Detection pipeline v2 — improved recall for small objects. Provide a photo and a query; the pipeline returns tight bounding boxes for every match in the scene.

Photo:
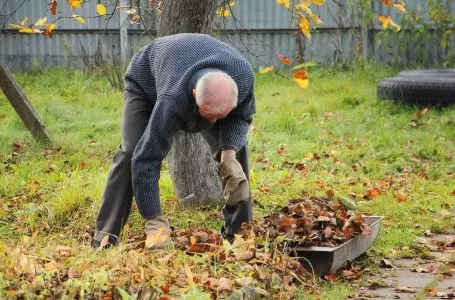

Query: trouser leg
[92,91,152,247]
[200,128,253,238]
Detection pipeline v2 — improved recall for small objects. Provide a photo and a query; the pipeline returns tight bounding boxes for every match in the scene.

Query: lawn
[0,64,454,299]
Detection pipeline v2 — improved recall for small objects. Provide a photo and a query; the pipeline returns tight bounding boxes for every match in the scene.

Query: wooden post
[0,63,52,145]
[119,0,129,66]
[361,9,369,58]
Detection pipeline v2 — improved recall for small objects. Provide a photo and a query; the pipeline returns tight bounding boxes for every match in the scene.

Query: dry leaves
[242,197,372,248]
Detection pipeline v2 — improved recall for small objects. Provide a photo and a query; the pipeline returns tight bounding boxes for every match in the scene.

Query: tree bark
[0,63,52,145]
[157,0,223,206]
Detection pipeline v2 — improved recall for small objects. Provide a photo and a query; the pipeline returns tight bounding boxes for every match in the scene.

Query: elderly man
[92,33,255,249]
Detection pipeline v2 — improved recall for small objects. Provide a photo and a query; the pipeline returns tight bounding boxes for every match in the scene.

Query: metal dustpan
[293,216,384,276]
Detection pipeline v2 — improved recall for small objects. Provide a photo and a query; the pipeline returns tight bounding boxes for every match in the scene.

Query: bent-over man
[92,33,256,249]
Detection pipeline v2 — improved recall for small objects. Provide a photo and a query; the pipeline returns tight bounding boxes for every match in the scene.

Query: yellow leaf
[313,0,325,5]
[300,0,312,6]
[67,0,83,9]
[43,23,56,38]
[259,66,273,74]
[228,1,236,7]
[295,78,309,89]
[298,16,311,39]
[390,19,401,32]
[72,15,86,24]
[20,17,28,27]
[34,17,47,27]
[216,8,230,17]
[378,15,391,29]
[184,264,194,285]
[293,70,309,89]
[311,14,322,24]
[393,4,406,13]
[97,4,107,16]
[295,4,312,15]
[276,0,290,9]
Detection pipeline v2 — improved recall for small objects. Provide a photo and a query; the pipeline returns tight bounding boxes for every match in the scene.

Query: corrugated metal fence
[0,0,453,70]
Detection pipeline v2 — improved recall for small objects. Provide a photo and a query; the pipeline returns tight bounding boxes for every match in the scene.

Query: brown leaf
[28,180,40,195]
[278,54,292,65]
[395,286,417,293]
[49,0,58,15]
[396,194,408,203]
[277,146,285,156]
[189,236,197,245]
[426,288,438,297]
[160,285,169,294]
[188,243,211,253]
[326,189,334,197]
[184,264,194,285]
[79,161,86,170]
[295,162,306,170]
[278,216,297,231]
[367,188,381,199]
[55,245,72,257]
[217,277,232,293]
[324,274,337,283]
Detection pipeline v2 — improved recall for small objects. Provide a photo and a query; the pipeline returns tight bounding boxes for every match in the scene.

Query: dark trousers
[93,91,252,246]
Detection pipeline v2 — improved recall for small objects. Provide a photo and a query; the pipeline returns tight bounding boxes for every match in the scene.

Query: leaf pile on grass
[243,197,372,248]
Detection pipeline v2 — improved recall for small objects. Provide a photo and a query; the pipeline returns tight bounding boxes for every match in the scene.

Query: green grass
[0,63,454,299]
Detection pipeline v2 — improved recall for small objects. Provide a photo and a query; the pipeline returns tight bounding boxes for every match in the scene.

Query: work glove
[218,157,250,206]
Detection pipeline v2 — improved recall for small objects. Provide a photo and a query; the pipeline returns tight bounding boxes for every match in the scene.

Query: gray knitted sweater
[124,33,256,219]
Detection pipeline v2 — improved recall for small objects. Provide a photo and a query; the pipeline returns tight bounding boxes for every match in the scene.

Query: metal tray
[293,216,384,276]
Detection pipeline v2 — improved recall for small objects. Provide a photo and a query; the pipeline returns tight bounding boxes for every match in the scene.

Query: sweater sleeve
[131,97,181,219]
[219,76,256,152]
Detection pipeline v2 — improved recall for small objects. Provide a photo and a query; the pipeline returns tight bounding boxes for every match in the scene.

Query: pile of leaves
[172,228,315,298]
[242,196,373,248]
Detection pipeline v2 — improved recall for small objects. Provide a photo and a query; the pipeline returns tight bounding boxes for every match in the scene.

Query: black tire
[397,69,455,78]
[377,74,455,106]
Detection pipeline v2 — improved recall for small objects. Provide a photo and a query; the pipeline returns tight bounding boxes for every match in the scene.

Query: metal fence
[0,0,453,70]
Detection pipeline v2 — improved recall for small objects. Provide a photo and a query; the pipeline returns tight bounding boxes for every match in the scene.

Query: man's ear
[192,89,196,98]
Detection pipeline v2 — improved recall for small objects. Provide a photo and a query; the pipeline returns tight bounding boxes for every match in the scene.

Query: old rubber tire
[377,70,455,105]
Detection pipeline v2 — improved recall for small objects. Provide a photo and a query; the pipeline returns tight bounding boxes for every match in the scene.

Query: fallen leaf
[367,188,381,199]
[395,286,417,293]
[326,189,334,197]
[217,277,232,293]
[184,264,194,285]
[28,180,40,195]
[55,245,72,257]
[277,146,285,156]
[378,258,397,269]
[396,194,408,203]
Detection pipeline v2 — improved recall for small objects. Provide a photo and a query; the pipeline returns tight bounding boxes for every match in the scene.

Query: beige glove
[219,156,250,206]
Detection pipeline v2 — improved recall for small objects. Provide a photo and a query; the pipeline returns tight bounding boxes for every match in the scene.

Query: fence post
[119,0,128,66]
[361,3,369,58]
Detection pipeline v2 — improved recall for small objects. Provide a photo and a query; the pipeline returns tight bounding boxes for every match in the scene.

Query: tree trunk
[157,0,223,206]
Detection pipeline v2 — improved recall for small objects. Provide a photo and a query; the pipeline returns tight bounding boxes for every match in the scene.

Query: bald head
[193,71,238,123]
